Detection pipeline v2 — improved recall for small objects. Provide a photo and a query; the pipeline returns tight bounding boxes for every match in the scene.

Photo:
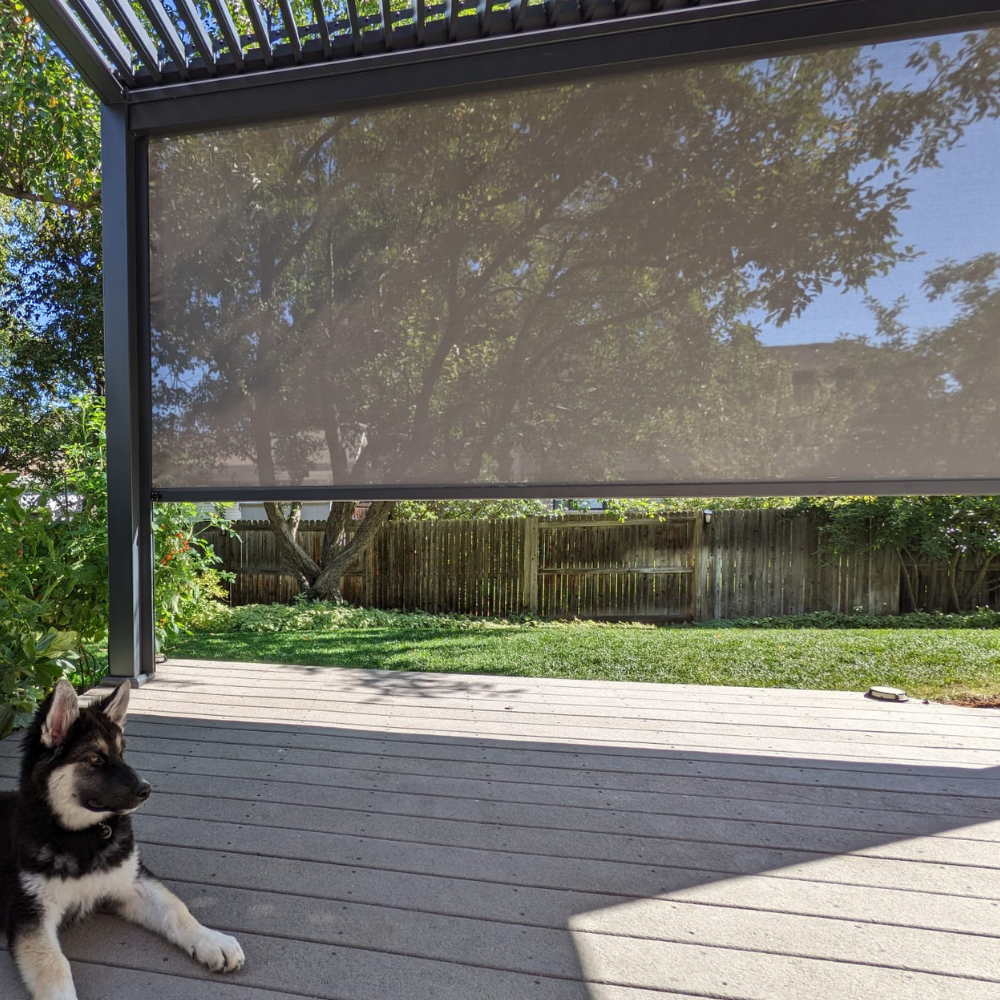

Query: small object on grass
[867,686,908,702]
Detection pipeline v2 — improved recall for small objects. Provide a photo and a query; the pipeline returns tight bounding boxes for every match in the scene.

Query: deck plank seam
[99,754,1000,814]
[151,872,1000,940]
[138,685,1000,732]
[123,700,1000,749]
[136,833,1000,898]
[128,785,1000,842]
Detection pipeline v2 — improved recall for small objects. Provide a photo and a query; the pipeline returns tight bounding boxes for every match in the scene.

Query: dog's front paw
[189,928,245,973]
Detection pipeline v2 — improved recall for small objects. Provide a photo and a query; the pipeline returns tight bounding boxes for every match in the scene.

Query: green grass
[166,618,1000,704]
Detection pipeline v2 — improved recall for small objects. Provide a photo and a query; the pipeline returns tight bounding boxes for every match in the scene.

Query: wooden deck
[3,657,1000,999]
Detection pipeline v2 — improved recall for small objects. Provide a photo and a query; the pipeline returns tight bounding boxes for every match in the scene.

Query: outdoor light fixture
[703,510,714,525]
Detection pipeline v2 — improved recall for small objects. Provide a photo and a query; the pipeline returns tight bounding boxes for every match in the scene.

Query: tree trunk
[263,499,395,604]
[263,501,318,590]
[308,501,395,603]
[899,551,918,611]
[959,554,997,611]
[947,551,962,613]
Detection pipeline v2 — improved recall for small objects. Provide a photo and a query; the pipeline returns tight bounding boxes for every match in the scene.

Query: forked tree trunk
[263,499,396,604]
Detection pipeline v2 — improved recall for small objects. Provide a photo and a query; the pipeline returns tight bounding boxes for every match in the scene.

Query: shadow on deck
[2,659,1000,999]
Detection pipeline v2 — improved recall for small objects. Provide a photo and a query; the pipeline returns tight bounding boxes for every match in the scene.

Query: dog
[0,679,244,1000]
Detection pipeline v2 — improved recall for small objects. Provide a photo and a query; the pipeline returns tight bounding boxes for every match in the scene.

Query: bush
[191,601,549,633]
[189,602,1000,637]
[0,590,80,738]
[0,468,95,737]
[687,608,1000,629]
[153,502,232,648]
[0,397,233,731]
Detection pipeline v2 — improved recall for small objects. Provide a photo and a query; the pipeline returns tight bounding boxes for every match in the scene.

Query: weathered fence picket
[199,510,921,620]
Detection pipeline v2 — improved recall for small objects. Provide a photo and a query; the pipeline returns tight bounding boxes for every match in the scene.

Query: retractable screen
[148,27,1000,492]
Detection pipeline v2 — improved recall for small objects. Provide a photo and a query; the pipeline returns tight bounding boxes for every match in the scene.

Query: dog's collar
[97,821,113,840]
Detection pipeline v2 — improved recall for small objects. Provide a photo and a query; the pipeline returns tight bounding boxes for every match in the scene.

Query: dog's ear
[41,679,80,748]
[100,681,131,729]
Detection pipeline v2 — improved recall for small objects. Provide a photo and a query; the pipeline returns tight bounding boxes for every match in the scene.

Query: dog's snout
[135,780,152,801]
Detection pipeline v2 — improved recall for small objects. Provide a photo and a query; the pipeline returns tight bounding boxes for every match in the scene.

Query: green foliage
[190,600,546,634]
[0,400,108,646]
[393,499,552,520]
[0,470,88,737]
[0,594,79,739]
[0,398,233,730]
[0,0,100,209]
[153,503,233,647]
[0,3,104,476]
[601,497,802,519]
[0,198,103,479]
[688,608,1000,630]
[792,495,1000,558]
[792,495,1000,611]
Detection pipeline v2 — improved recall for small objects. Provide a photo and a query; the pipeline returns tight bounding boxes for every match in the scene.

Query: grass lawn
[165,623,1000,705]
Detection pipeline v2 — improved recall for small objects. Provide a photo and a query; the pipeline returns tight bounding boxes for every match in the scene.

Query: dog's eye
[87,754,104,766]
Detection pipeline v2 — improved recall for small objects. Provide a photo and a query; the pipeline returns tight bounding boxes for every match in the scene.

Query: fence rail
[199,509,1000,620]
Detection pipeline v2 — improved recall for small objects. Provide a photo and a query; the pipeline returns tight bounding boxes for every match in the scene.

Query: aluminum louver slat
[173,0,217,72]
[134,0,189,76]
[278,0,303,58]
[102,0,163,80]
[206,0,245,68]
[242,0,274,65]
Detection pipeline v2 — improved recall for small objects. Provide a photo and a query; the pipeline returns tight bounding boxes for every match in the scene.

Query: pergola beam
[102,104,154,684]
[125,0,1000,134]
[25,0,126,102]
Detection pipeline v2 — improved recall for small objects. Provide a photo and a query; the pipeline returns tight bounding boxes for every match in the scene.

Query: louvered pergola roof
[27,0,758,105]
[26,0,1000,124]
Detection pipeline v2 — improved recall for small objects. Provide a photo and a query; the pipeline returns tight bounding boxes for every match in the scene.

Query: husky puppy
[0,679,244,1000]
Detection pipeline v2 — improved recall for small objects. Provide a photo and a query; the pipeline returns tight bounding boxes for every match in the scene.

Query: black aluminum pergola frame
[22,0,1000,685]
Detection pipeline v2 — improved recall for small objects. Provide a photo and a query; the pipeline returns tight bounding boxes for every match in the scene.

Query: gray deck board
[2,658,999,999]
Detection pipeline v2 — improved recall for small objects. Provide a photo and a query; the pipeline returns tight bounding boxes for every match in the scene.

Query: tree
[0,1,102,475]
[262,499,396,601]
[796,495,1000,612]
[0,0,100,210]
[394,499,552,520]
[0,200,103,473]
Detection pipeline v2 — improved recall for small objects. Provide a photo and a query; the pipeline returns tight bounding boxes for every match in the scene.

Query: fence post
[693,514,711,622]
[364,534,375,607]
[522,517,539,614]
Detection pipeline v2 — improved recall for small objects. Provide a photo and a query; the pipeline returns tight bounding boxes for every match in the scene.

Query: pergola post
[102,102,154,686]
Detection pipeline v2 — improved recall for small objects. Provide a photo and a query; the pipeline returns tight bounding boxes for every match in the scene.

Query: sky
[758,36,1000,347]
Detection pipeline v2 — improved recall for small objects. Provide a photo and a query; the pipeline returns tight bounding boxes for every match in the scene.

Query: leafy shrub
[0,590,80,738]
[0,467,95,736]
[687,609,1000,629]
[0,397,233,730]
[153,502,232,648]
[188,601,1000,636]
[191,601,556,633]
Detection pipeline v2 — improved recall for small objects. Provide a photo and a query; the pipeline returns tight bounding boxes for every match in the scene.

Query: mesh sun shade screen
[148,27,1000,492]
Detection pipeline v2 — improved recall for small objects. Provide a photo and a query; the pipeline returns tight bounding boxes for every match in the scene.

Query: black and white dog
[0,679,244,1000]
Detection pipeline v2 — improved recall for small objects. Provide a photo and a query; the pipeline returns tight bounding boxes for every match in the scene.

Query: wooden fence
[202,510,911,620]
[697,510,900,620]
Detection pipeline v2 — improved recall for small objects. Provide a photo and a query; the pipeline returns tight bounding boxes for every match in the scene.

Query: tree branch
[263,500,321,588]
[0,185,98,211]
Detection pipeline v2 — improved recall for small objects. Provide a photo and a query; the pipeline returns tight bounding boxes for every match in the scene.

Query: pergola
[22,0,1000,686]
